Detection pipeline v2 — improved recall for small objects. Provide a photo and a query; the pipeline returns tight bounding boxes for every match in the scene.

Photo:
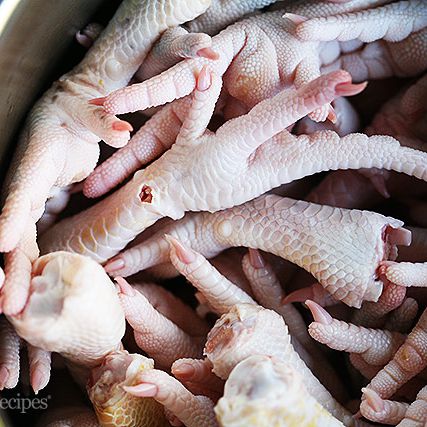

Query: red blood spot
[140,185,152,203]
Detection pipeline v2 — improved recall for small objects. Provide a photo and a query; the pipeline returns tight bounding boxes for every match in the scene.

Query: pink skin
[385,298,419,334]
[166,236,352,423]
[349,353,381,380]
[96,136,427,303]
[351,280,407,328]
[366,307,427,400]
[0,317,52,394]
[172,358,224,401]
[360,388,409,425]
[136,26,218,81]
[397,385,427,427]
[42,72,371,266]
[0,0,212,316]
[293,1,427,44]
[123,369,217,427]
[307,300,405,366]
[116,277,203,369]
[185,0,279,35]
[27,344,51,395]
[380,261,427,288]
[134,283,210,337]
[240,247,348,402]
[123,192,411,308]
[306,170,383,210]
[82,3,384,201]
[97,0,412,123]
[322,27,427,82]
[296,97,361,138]
[0,317,21,390]
[241,249,315,344]
[282,282,339,307]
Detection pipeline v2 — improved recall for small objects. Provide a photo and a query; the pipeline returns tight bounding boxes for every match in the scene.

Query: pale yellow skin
[88,350,170,427]
[215,355,345,427]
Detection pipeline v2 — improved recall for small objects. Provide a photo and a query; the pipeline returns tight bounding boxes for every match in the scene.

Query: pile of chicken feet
[0,0,426,425]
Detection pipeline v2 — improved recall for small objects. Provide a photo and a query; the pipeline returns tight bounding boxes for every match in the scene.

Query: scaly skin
[241,248,347,402]
[322,27,427,81]
[0,0,212,316]
[84,3,387,200]
[0,317,52,394]
[294,1,427,44]
[360,388,409,425]
[397,385,427,427]
[204,304,353,424]
[137,27,217,81]
[111,193,411,307]
[42,72,368,262]
[351,280,407,328]
[366,307,427,399]
[89,0,405,199]
[123,369,217,427]
[97,0,400,122]
[307,300,405,365]
[88,350,169,427]
[172,358,224,402]
[380,261,427,288]
[241,249,314,348]
[186,0,279,35]
[165,237,352,424]
[116,278,203,369]
[215,355,345,427]
[0,317,21,390]
[8,252,125,368]
[385,298,419,334]
[134,283,210,336]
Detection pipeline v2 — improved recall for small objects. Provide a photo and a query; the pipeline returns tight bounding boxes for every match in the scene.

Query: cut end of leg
[305,300,333,325]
